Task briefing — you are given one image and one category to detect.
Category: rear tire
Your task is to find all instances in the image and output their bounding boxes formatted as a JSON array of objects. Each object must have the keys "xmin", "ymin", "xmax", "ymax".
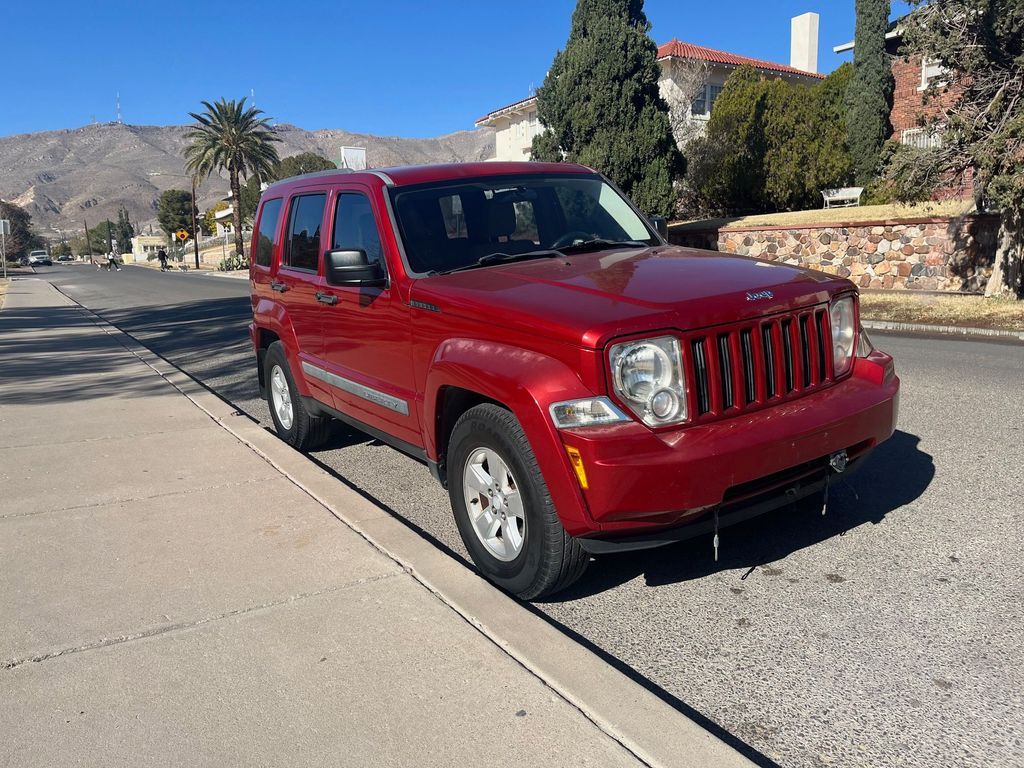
[
  {"xmin": 264, "ymin": 342, "xmax": 331, "ymax": 450},
  {"xmin": 448, "ymin": 404, "xmax": 589, "ymax": 599}
]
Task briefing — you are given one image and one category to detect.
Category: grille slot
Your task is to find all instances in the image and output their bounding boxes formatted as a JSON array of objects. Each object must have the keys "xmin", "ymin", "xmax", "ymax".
[
  {"xmin": 781, "ymin": 318, "xmax": 795, "ymax": 392},
  {"xmin": 761, "ymin": 324, "xmax": 776, "ymax": 399},
  {"xmin": 692, "ymin": 339, "xmax": 711, "ymax": 415},
  {"xmin": 799, "ymin": 315, "xmax": 812, "ymax": 388},
  {"xmin": 740, "ymin": 329, "xmax": 756, "ymax": 404},
  {"xmin": 815, "ymin": 310, "xmax": 828, "ymax": 381},
  {"xmin": 717, "ymin": 334, "xmax": 734, "ymax": 410}
]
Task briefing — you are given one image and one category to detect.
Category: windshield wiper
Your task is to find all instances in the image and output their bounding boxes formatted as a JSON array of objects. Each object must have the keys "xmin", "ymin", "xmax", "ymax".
[
  {"xmin": 437, "ymin": 249, "xmax": 564, "ymax": 275},
  {"xmin": 558, "ymin": 238, "xmax": 649, "ymax": 254}
]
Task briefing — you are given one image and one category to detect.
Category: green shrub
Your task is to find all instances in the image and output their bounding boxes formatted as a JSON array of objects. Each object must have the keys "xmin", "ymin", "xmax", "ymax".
[
  {"xmin": 687, "ymin": 64, "xmax": 855, "ymax": 215},
  {"xmin": 217, "ymin": 254, "xmax": 249, "ymax": 271}
]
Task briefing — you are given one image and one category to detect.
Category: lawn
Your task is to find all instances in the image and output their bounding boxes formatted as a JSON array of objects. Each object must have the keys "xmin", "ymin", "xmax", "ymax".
[
  {"xmin": 672, "ymin": 200, "xmax": 976, "ymax": 232},
  {"xmin": 859, "ymin": 291, "xmax": 1024, "ymax": 332}
]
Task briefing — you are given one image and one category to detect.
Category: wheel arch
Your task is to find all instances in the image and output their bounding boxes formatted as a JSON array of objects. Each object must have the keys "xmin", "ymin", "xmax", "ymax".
[
  {"xmin": 255, "ymin": 327, "xmax": 282, "ymax": 395},
  {"xmin": 423, "ymin": 339, "xmax": 598, "ymax": 535},
  {"xmin": 252, "ymin": 299, "xmax": 308, "ymax": 397}
]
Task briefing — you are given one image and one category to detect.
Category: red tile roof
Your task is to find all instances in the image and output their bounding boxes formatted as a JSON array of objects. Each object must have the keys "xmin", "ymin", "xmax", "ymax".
[
  {"xmin": 657, "ymin": 39, "xmax": 824, "ymax": 79},
  {"xmin": 476, "ymin": 39, "xmax": 824, "ymax": 125}
]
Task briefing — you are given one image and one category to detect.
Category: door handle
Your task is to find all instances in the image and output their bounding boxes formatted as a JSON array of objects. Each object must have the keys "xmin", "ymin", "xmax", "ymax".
[
  {"xmin": 271, "ymin": 281, "xmax": 289, "ymax": 293},
  {"xmin": 315, "ymin": 291, "xmax": 339, "ymax": 306}
]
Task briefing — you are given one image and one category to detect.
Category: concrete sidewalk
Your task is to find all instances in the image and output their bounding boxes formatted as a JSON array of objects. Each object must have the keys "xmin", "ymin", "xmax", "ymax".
[{"xmin": 0, "ymin": 279, "xmax": 752, "ymax": 768}]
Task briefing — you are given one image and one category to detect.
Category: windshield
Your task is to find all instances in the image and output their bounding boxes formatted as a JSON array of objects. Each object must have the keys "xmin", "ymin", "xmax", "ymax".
[{"xmin": 389, "ymin": 174, "xmax": 658, "ymax": 275}]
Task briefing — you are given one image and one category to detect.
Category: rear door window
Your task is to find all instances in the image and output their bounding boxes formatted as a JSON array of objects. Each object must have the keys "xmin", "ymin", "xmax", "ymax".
[
  {"xmin": 284, "ymin": 193, "xmax": 326, "ymax": 272},
  {"xmin": 254, "ymin": 198, "xmax": 282, "ymax": 267}
]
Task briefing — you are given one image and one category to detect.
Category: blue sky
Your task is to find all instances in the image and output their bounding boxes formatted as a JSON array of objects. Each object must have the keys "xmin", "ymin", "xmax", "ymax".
[{"xmin": 2, "ymin": 0, "xmax": 911, "ymax": 139}]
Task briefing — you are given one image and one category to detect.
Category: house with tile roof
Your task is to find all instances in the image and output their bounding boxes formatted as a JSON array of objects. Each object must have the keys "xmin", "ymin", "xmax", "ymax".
[{"xmin": 476, "ymin": 12, "xmax": 825, "ymax": 161}]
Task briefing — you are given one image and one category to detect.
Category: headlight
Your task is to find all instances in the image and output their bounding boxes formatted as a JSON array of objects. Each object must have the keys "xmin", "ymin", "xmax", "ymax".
[
  {"xmin": 609, "ymin": 336, "xmax": 687, "ymax": 426},
  {"xmin": 830, "ymin": 295, "xmax": 856, "ymax": 376}
]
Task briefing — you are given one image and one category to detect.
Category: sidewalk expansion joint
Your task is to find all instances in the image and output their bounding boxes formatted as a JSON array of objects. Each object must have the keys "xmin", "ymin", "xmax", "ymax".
[
  {"xmin": 0, "ymin": 477, "xmax": 279, "ymax": 521},
  {"xmin": 0, "ymin": 424, "xmax": 218, "ymax": 452},
  {"xmin": 2, "ymin": 571, "xmax": 401, "ymax": 672}
]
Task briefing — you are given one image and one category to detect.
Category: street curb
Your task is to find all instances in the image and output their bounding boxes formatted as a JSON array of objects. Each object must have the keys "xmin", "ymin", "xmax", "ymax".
[
  {"xmin": 201, "ymin": 270, "xmax": 249, "ymax": 280},
  {"xmin": 862, "ymin": 318, "xmax": 1024, "ymax": 343},
  {"xmin": 44, "ymin": 280, "xmax": 757, "ymax": 768}
]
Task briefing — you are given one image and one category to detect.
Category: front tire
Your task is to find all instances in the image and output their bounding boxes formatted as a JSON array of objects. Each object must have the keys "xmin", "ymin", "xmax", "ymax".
[
  {"xmin": 264, "ymin": 342, "xmax": 330, "ymax": 450},
  {"xmin": 448, "ymin": 404, "xmax": 589, "ymax": 599}
]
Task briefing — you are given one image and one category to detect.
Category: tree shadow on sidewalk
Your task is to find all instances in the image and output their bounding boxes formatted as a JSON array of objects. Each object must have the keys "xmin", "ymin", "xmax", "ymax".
[{"xmin": 0, "ymin": 305, "xmax": 174, "ymax": 404}]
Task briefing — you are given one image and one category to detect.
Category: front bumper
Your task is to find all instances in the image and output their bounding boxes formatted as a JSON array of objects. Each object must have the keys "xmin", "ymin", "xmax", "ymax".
[{"xmin": 559, "ymin": 351, "xmax": 899, "ymax": 541}]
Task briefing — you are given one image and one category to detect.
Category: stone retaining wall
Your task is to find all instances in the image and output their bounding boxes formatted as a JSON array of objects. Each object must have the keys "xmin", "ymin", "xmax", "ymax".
[{"xmin": 669, "ymin": 214, "xmax": 1000, "ymax": 293}]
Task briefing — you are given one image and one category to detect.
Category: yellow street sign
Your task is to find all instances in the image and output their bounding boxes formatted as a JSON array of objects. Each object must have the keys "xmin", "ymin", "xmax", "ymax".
[{"xmin": 176, "ymin": 229, "xmax": 189, "ymax": 241}]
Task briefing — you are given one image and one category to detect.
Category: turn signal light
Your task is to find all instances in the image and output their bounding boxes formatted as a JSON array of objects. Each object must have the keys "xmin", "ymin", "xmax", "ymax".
[{"xmin": 565, "ymin": 445, "xmax": 589, "ymax": 490}]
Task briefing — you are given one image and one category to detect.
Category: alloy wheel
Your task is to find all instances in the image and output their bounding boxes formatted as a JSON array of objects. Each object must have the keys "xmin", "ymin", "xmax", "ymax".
[{"xmin": 462, "ymin": 447, "xmax": 526, "ymax": 562}]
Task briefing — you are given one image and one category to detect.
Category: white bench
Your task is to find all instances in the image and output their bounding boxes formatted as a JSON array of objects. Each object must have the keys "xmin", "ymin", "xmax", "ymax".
[{"xmin": 822, "ymin": 187, "xmax": 864, "ymax": 208}]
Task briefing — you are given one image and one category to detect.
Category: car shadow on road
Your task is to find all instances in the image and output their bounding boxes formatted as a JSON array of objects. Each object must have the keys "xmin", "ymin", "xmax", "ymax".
[{"xmin": 542, "ymin": 430, "xmax": 935, "ymax": 601}]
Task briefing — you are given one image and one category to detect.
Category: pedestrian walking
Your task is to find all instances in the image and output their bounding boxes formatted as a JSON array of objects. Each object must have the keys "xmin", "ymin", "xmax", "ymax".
[
  {"xmin": 157, "ymin": 248, "xmax": 169, "ymax": 272},
  {"xmin": 106, "ymin": 252, "xmax": 121, "ymax": 272}
]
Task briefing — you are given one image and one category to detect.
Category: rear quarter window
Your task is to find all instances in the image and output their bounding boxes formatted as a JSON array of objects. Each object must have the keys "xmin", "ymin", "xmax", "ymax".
[{"xmin": 254, "ymin": 198, "xmax": 283, "ymax": 267}]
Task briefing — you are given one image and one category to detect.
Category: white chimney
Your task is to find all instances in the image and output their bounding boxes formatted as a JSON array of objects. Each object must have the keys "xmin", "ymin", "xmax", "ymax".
[{"xmin": 790, "ymin": 12, "xmax": 819, "ymax": 74}]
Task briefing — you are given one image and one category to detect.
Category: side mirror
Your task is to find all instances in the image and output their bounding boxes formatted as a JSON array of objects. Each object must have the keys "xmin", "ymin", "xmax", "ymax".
[
  {"xmin": 649, "ymin": 215, "xmax": 668, "ymax": 239},
  {"xmin": 325, "ymin": 249, "xmax": 386, "ymax": 287}
]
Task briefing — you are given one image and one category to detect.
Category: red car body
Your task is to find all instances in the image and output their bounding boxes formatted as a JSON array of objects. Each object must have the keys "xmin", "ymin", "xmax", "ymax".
[{"xmin": 250, "ymin": 162, "xmax": 899, "ymax": 551}]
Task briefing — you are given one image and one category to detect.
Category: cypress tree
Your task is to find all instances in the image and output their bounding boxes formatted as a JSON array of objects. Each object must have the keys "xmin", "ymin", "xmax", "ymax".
[
  {"xmin": 531, "ymin": 0, "xmax": 684, "ymax": 217},
  {"xmin": 846, "ymin": 0, "xmax": 894, "ymax": 185}
]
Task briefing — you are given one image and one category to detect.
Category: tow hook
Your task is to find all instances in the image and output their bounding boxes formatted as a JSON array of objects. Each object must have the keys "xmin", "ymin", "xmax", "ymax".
[
  {"xmin": 829, "ymin": 449, "xmax": 849, "ymax": 474},
  {"xmin": 822, "ymin": 449, "xmax": 850, "ymax": 517}
]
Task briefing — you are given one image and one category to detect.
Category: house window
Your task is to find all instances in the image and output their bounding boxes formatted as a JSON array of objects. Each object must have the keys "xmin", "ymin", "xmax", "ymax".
[
  {"xmin": 691, "ymin": 85, "xmax": 724, "ymax": 118},
  {"xmin": 901, "ymin": 127, "xmax": 943, "ymax": 149},
  {"xmin": 691, "ymin": 88, "xmax": 707, "ymax": 117},
  {"xmin": 707, "ymin": 85, "xmax": 723, "ymax": 113},
  {"xmin": 919, "ymin": 57, "xmax": 944, "ymax": 91}
]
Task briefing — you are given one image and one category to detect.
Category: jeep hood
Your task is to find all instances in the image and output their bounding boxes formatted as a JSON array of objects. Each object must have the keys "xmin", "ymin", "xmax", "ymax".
[{"xmin": 411, "ymin": 245, "xmax": 852, "ymax": 348}]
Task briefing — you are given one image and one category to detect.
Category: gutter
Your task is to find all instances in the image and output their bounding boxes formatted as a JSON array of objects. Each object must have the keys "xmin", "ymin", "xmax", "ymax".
[{"xmin": 863, "ymin": 319, "xmax": 1024, "ymax": 343}]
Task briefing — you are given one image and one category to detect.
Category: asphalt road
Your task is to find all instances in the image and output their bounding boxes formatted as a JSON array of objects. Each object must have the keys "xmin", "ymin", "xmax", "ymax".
[{"xmin": 34, "ymin": 263, "xmax": 1024, "ymax": 768}]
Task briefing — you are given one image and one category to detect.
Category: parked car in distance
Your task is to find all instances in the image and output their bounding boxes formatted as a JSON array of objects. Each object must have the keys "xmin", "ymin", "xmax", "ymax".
[
  {"xmin": 57, "ymin": 254, "xmax": 74, "ymax": 262},
  {"xmin": 28, "ymin": 250, "xmax": 52, "ymax": 266},
  {"xmin": 249, "ymin": 162, "xmax": 900, "ymax": 598}
]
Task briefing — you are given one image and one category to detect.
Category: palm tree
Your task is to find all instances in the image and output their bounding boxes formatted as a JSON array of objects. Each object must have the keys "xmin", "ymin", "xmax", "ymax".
[{"xmin": 184, "ymin": 98, "xmax": 280, "ymax": 258}]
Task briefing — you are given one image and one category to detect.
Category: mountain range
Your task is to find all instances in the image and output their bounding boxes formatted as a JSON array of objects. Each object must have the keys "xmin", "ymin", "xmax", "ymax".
[{"xmin": 0, "ymin": 122, "xmax": 496, "ymax": 238}]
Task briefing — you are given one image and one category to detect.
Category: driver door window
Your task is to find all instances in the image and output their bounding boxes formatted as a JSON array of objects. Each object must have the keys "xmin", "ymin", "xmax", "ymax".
[{"xmin": 332, "ymin": 192, "xmax": 384, "ymax": 268}]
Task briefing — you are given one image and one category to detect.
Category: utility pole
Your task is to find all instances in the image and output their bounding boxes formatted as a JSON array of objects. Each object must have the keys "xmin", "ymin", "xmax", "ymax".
[
  {"xmin": 1, "ymin": 219, "xmax": 9, "ymax": 280},
  {"xmin": 191, "ymin": 176, "xmax": 201, "ymax": 269},
  {"xmin": 84, "ymin": 219, "xmax": 92, "ymax": 257},
  {"xmin": 105, "ymin": 220, "xmax": 113, "ymax": 254}
]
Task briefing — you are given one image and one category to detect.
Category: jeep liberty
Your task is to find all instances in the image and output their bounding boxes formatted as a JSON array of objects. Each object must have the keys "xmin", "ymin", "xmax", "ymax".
[{"xmin": 249, "ymin": 162, "xmax": 900, "ymax": 598}]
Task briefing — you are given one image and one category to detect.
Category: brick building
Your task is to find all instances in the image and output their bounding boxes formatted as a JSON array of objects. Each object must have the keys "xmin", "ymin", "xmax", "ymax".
[{"xmin": 835, "ymin": 16, "xmax": 969, "ymax": 198}]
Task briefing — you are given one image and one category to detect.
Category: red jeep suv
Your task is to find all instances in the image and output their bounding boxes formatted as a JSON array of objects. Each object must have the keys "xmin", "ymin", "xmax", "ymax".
[{"xmin": 249, "ymin": 162, "xmax": 899, "ymax": 598}]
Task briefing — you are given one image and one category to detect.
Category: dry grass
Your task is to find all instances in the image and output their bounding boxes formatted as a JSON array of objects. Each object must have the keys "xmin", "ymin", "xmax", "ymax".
[
  {"xmin": 859, "ymin": 291, "xmax": 1024, "ymax": 331},
  {"xmin": 673, "ymin": 200, "xmax": 976, "ymax": 232},
  {"xmin": 0, "ymin": 278, "xmax": 9, "ymax": 310}
]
